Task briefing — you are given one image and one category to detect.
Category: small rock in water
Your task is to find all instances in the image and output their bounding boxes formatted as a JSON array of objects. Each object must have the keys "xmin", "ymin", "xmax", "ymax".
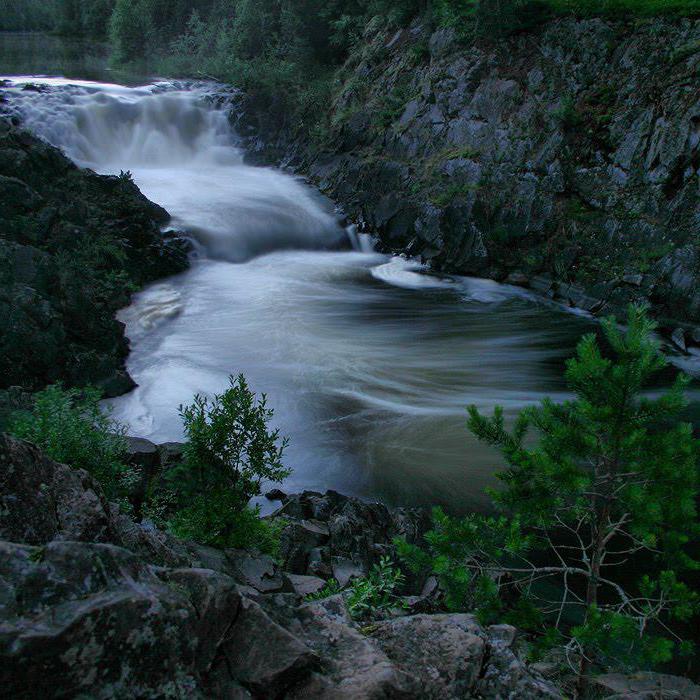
[
  {"xmin": 671, "ymin": 327, "xmax": 687, "ymax": 353},
  {"xmin": 505, "ymin": 271, "xmax": 530, "ymax": 287}
]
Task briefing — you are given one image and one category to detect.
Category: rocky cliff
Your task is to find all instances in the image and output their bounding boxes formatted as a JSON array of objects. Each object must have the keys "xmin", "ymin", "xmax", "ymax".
[
  {"xmin": 240, "ymin": 17, "xmax": 700, "ymax": 339},
  {"xmin": 0, "ymin": 114, "xmax": 189, "ymax": 414}
]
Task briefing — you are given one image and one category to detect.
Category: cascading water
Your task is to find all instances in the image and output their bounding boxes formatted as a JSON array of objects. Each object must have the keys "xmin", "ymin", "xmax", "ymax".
[
  {"xmin": 3, "ymin": 78, "xmax": 348, "ymax": 262},
  {"xmin": 3, "ymin": 75, "xmax": 606, "ymax": 510}
]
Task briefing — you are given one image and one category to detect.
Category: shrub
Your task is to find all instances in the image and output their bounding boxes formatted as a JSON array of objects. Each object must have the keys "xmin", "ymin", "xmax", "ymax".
[
  {"xmin": 9, "ymin": 384, "xmax": 133, "ymax": 501},
  {"xmin": 166, "ymin": 374, "xmax": 291, "ymax": 550},
  {"xmin": 305, "ymin": 578, "xmax": 343, "ymax": 601},
  {"xmin": 347, "ymin": 556, "xmax": 407, "ymax": 620}
]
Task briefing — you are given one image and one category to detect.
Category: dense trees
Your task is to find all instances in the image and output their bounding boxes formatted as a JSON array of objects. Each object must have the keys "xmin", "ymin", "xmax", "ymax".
[{"xmin": 0, "ymin": 0, "xmax": 59, "ymax": 32}]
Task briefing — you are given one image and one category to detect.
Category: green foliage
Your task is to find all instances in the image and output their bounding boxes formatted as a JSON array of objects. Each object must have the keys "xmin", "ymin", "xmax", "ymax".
[
  {"xmin": 9, "ymin": 384, "xmax": 133, "ymax": 501},
  {"xmin": 169, "ymin": 499, "xmax": 285, "ymax": 554},
  {"xmin": 165, "ymin": 374, "xmax": 291, "ymax": 550},
  {"xmin": 552, "ymin": 95, "xmax": 584, "ymax": 130},
  {"xmin": 346, "ymin": 556, "xmax": 407, "ymax": 620},
  {"xmin": 399, "ymin": 306, "xmax": 699, "ymax": 675},
  {"xmin": 0, "ymin": 0, "xmax": 59, "ymax": 31},
  {"xmin": 56, "ymin": 0, "xmax": 117, "ymax": 39},
  {"xmin": 305, "ymin": 578, "xmax": 343, "ymax": 601}
]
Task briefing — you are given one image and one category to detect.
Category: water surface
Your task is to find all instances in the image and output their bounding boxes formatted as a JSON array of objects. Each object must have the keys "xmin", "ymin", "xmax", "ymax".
[{"xmin": 6, "ymin": 75, "xmax": 688, "ymax": 512}]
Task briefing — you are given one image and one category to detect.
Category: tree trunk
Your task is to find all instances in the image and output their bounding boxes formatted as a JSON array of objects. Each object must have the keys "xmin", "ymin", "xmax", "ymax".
[{"xmin": 576, "ymin": 501, "xmax": 610, "ymax": 698}]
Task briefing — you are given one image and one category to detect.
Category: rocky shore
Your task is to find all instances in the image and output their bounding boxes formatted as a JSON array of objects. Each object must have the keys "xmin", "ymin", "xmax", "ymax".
[
  {"xmin": 237, "ymin": 17, "xmax": 700, "ymax": 344},
  {"xmin": 3, "ymin": 433, "xmax": 699, "ymax": 698},
  {"xmin": 0, "ymin": 115, "xmax": 189, "ymax": 423}
]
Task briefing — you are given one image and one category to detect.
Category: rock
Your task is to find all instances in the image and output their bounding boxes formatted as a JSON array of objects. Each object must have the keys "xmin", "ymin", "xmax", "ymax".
[
  {"xmin": 223, "ymin": 596, "xmax": 320, "ymax": 697},
  {"xmin": 279, "ymin": 520, "xmax": 331, "ymax": 574},
  {"xmin": 0, "ymin": 435, "xmax": 570, "ymax": 698},
  {"xmin": 286, "ymin": 574, "xmax": 327, "ymax": 597},
  {"xmin": 162, "ymin": 568, "xmax": 243, "ymax": 673},
  {"xmin": 158, "ymin": 441, "xmax": 185, "ymax": 468},
  {"xmin": 371, "ymin": 614, "xmax": 487, "ymax": 697},
  {"xmin": 589, "ymin": 671, "xmax": 700, "ymax": 699},
  {"xmin": 125, "ymin": 436, "xmax": 161, "ymax": 518},
  {"xmin": 125, "ymin": 436, "xmax": 160, "ymax": 467},
  {"xmin": 290, "ymin": 595, "xmax": 414, "ymax": 698},
  {"xmin": 0, "ymin": 540, "xmax": 200, "ymax": 698},
  {"xmin": 622, "ymin": 273, "xmax": 643, "ymax": 287},
  {"xmin": 266, "ymin": 488, "xmax": 288, "ymax": 502},
  {"xmin": 331, "ymin": 557, "xmax": 365, "ymax": 587},
  {"xmin": 0, "ymin": 434, "xmax": 116, "ymax": 546},
  {"xmin": 226, "ymin": 550, "xmax": 292, "ymax": 594},
  {"xmin": 370, "ymin": 614, "xmax": 561, "ymax": 699},
  {"xmin": 0, "ymin": 122, "xmax": 188, "ymax": 393},
  {"xmin": 506, "ymin": 271, "xmax": 530, "ymax": 286},
  {"xmin": 670, "ymin": 327, "xmax": 687, "ymax": 352}
]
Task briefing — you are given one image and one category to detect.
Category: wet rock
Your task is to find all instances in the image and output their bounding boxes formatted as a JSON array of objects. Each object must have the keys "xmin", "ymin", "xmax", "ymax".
[{"xmin": 671, "ymin": 327, "xmax": 687, "ymax": 352}]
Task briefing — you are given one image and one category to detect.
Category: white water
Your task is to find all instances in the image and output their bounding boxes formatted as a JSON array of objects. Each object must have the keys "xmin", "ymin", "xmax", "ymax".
[{"xmin": 3, "ymin": 77, "xmax": 630, "ymax": 509}]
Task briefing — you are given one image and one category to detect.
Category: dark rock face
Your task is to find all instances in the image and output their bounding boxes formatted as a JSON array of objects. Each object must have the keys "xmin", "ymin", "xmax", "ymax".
[
  {"xmin": 240, "ymin": 18, "xmax": 700, "ymax": 326},
  {"xmin": 0, "ymin": 119, "xmax": 190, "ymax": 401},
  {"xmin": 273, "ymin": 489, "xmax": 431, "ymax": 579},
  {"xmin": 0, "ymin": 433, "xmax": 568, "ymax": 698}
]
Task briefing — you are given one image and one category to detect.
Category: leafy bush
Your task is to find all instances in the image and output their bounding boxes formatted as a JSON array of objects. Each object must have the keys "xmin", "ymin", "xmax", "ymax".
[
  {"xmin": 398, "ymin": 306, "xmax": 699, "ymax": 678},
  {"xmin": 165, "ymin": 374, "xmax": 291, "ymax": 550},
  {"xmin": 305, "ymin": 578, "xmax": 343, "ymax": 601},
  {"xmin": 9, "ymin": 384, "xmax": 133, "ymax": 501},
  {"xmin": 347, "ymin": 556, "xmax": 407, "ymax": 620}
]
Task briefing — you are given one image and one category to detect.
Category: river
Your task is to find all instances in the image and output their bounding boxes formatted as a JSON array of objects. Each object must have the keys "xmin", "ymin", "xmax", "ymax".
[{"xmin": 2, "ymin": 70, "xmax": 694, "ymax": 512}]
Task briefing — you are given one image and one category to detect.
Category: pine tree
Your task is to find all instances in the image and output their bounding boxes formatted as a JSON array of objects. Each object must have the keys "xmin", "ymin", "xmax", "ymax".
[{"xmin": 398, "ymin": 306, "xmax": 699, "ymax": 687}]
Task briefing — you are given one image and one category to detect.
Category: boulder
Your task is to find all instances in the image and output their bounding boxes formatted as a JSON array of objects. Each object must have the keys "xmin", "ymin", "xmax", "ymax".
[
  {"xmin": 0, "ymin": 540, "xmax": 200, "ymax": 699},
  {"xmin": 222, "ymin": 596, "xmax": 320, "ymax": 697},
  {"xmin": 286, "ymin": 574, "xmax": 327, "ymax": 597},
  {"xmin": 589, "ymin": 672, "xmax": 700, "ymax": 699},
  {"xmin": 0, "ymin": 434, "xmax": 116, "ymax": 546},
  {"xmin": 225, "ymin": 550, "xmax": 292, "ymax": 594}
]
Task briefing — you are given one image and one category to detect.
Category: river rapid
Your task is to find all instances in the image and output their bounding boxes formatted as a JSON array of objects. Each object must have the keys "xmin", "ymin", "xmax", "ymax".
[{"xmin": 6, "ymin": 75, "xmax": 677, "ymax": 511}]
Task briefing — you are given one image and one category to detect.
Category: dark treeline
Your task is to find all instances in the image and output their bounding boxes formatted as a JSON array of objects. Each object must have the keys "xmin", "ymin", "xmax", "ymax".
[
  {"xmin": 0, "ymin": 0, "xmax": 115, "ymax": 39},
  {"xmin": 0, "ymin": 0, "xmax": 60, "ymax": 32}
]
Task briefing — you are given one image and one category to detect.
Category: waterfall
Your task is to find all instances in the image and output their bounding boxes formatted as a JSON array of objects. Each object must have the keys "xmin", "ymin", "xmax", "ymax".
[{"xmin": 2, "ymin": 77, "xmax": 347, "ymax": 262}]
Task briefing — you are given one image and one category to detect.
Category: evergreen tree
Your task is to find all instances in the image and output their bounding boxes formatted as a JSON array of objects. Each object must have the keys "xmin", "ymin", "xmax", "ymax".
[{"xmin": 399, "ymin": 306, "xmax": 699, "ymax": 685}]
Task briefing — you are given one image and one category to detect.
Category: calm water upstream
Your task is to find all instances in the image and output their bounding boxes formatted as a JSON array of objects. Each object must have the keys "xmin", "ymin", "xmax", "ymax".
[{"xmin": 3, "ymin": 65, "xmax": 695, "ymax": 511}]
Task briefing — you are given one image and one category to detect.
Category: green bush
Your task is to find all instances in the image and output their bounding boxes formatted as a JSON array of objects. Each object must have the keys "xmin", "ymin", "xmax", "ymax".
[
  {"xmin": 9, "ymin": 384, "xmax": 133, "ymax": 501},
  {"xmin": 346, "ymin": 556, "xmax": 407, "ymax": 620},
  {"xmin": 305, "ymin": 578, "xmax": 343, "ymax": 601},
  {"xmin": 165, "ymin": 374, "xmax": 291, "ymax": 550}
]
